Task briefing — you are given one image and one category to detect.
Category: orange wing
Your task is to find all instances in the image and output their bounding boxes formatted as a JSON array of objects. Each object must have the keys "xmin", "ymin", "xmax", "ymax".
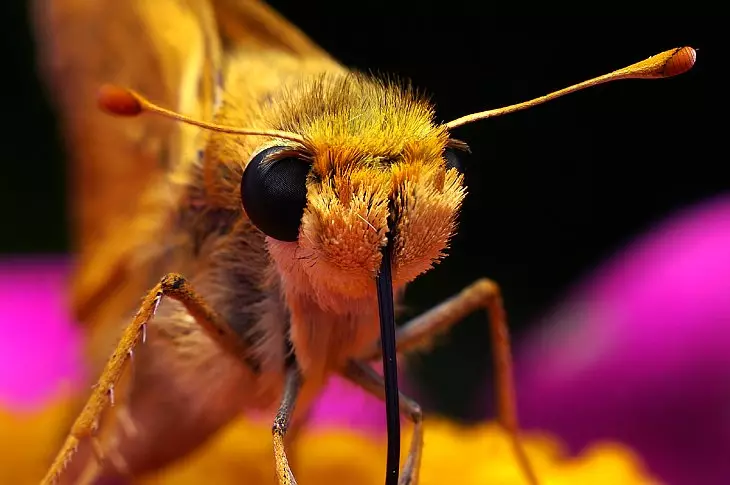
[
  {"xmin": 212, "ymin": 0, "xmax": 330, "ymax": 58},
  {"xmin": 32, "ymin": 0, "xmax": 220, "ymax": 331},
  {"xmin": 32, "ymin": 2, "xmax": 334, "ymax": 480},
  {"xmin": 31, "ymin": 0, "xmax": 331, "ymax": 332}
]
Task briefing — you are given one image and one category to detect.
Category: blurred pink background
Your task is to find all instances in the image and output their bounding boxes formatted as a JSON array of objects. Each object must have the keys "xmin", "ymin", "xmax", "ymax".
[
  {"xmin": 0, "ymin": 257, "xmax": 82, "ymax": 412},
  {"xmin": 515, "ymin": 194, "xmax": 730, "ymax": 485}
]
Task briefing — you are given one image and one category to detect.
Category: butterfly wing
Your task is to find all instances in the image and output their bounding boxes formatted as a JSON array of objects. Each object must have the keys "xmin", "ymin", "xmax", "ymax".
[
  {"xmin": 212, "ymin": 0, "xmax": 330, "ymax": 57},
  {"xmin": 32, "ymin": 0, "xmax": 224, "ymax": 332},
  {"xmin": 32, "ymin": 2, "xmax": 335, "ymax": 481},
  {"xmin": 32, "ymin": 0, "xmax": 333, "ymax": 332}
]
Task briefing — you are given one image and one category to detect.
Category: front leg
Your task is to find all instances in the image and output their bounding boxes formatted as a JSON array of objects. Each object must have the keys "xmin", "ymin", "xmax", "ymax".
[
  {"xmin": 40, "ymin": 273, "xmax": 252, "ymax": 485},
  {"xmin": 272, "ymin": 365, "xmax": 303, "ymax": 485},
  {"xmin": 362, "ymin": 278, "xmax": 539, "ymax": 485}
]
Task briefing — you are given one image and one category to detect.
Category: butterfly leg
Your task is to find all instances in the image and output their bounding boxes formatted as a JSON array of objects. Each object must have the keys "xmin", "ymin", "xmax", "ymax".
[
  {"xmin": 40, "ymin": 273, "xmax": 251, "ymax": 485},
  {"xmin": 342, "ymin": 360, "xmax": 423, "ymax": 485},
  {"xmin": 362, "ymin": 278, "xmax": 539, "ymax": 485},
  {"xmin": 272, "ymin": 366, "xmax": 303, "ymax": 485}
]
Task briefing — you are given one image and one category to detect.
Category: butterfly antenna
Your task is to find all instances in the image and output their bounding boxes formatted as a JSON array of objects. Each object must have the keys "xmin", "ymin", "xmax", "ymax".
[
  {"xmin": 446, "ymin": 46, "xmax": 696, "ymax": 129},
  {"xmin": 97, "ymin": 84, "xmax": 306, "ymax": 144}
]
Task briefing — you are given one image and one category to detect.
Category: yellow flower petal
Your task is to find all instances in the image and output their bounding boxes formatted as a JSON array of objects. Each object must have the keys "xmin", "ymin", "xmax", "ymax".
[
  {"xmin": 1, "ymin": 399, "xmax": 662, "ymax": 485},
  {"xmin": 0, "ymin": 397, "xmax": 76, "ymax": 484}
]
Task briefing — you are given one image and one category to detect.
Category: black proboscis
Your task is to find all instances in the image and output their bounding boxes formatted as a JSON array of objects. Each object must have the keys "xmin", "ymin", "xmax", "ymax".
[{"xmin": 376, "ymin": 234, "xmax": 400, "ymax": 485}]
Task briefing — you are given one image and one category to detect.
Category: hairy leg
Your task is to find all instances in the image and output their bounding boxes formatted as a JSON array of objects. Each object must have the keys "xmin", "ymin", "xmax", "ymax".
[
  {"xmin": 362, "ymin": 278, "xmax": 539, "ymax": 485},
  {"xmin": 41, "ymin": 273, "xmax": 252, "ymax": 485},
  {"xmin": 272, "ymin": 366, "xmax": 302, "ymax": 485}
]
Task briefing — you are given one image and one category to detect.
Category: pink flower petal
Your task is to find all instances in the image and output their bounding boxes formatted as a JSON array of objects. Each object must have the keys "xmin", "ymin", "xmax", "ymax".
[
  {"xmin": 0, "ymin": 257, "xmax": 83, "ymax": 411},
  {"xmin": 515, "ymin": 195, "xmax": 730, "ymax": 485}
]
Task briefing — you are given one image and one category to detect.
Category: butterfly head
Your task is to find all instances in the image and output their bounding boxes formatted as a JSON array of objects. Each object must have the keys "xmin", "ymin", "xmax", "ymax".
[
  {"xmin": 97, "ymin": 45, "xmax": 696, "ymax": 311},
  {"xmin": 240, "ymin": 75, "xmax": 467, "ymax": 307}
]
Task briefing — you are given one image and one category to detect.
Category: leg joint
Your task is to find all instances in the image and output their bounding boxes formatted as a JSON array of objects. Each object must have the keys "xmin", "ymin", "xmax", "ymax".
[
  {"xmin": 473, "ymin": 278, "xmax": 501, "ymax": 301},
  {"xmin": 160, "ymin": 273, "xmax": 187, "ymax": 292},
  {"xmin": 408, "ymin": 401, "xmax": 423, "ymax": 424},
  {"xmin": 272, "ymin": 416, "xmax": 288, "ymax": 437}
]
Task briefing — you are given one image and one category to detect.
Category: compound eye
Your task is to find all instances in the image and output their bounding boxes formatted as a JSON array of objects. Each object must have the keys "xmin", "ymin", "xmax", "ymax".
[{"xmin": 240, "ymin": 146, "xmax": 310, "ymax": 242}]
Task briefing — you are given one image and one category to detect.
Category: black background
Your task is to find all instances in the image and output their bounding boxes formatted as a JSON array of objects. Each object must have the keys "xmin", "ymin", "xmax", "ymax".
[{"xmin": 0, "ymin": 4, "xmax": 719, "ymax": 421}]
